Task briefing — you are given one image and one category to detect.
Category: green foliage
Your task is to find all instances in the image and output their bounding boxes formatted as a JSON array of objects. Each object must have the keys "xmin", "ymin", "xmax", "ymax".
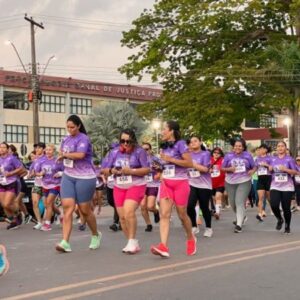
[
  {"xmin": 121, "ymin": 0, "xmax": 300, "ymax": 140},
  {"xmin": 85, "ymin": 102, "xmax": 147, "ymax": 156}
]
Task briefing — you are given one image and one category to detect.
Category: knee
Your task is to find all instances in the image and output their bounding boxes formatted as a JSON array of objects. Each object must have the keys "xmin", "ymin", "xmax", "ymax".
[
  {"xmin": 124, "ymin": 209, "xmax": 135, "ymax": 220},
  {"xmin": 147, "ymin": 204, "xmax": 155, "ymax": 212},
  {"xmin": 160, "ymin": 210, "xmax": 171, "ymax": 220},
  {"xmin": 140, "ymin": 203, "xmax": 147, "ymax": 211}
]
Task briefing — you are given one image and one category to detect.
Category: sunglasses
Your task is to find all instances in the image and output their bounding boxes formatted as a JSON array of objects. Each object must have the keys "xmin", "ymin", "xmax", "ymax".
[
  {"xmin": 120, "ymin": 139, "xmax": 132, "ymax": 145},
  {"xmin": 143, "ymin": 148, "xmax": 150, "ymax": 151},
  {"xmin": 297, "ymin": 159, "xmax": 300, "ymax": 162}
]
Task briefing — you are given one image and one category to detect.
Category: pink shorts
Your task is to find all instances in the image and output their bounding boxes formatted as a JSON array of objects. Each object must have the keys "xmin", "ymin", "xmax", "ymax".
[
  {"xmin": 113, "ymin": 185, "xmax": 146, "ymax": 208},
  {"xmin": 159, "ymin": 179, "xmax": 190, "ymax": 206}
]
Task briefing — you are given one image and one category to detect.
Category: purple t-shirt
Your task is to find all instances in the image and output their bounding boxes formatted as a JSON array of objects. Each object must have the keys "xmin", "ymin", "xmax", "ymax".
[
  {"xmin": 60, "ymin": 132, "xmax": 95, "ymax": 179},
  {"xmin": 222, "ymin": 151, "xmax": 255, "ymax": 184},
  {"xmin": 295, "ymin": 165, "xmax": 300, "ymax": 185},
  {"xmin": 145, "ymin": 154, "xmax": 161, "ymax": 188},
  {"xmin": 270, "ymin": 155, "xmax": 297, "ymax": 192},
  {"xmin": 30, "ymin": 155, "xmax": 46, "ymax": 187},
  {"xmin": 0, "ymin": 154, "xmax": 22, "ymax": 185},
  {"xmin": 160, "ymin": 140, "xmax": 189, "ymax": 180},
  {"xmin": 101, "ymin": 148, "xmax": 119, "ymax": 189},
  {"xmin": 94, "ymin": 165, "xmax": 104, "ymax": 188},
  {"xmin": 105, "ymin": 146, "xmax": 149, "ymax": 188},
  {"xmin": 188, "ymin": 150, "xmax": 212, "ymax": 189},
  {"xmin": 35, "ymin": 157, "xmax": 64, "ymax": 189},
  {"xmin": 255, "ymin": 155, "xmax": 272, "ymax": 176}
]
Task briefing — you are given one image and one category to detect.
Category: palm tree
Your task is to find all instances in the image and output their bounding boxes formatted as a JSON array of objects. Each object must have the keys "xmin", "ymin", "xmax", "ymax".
[{"xmin": 85, "ymin": 101, "xmax": 147, "ymax": 157}]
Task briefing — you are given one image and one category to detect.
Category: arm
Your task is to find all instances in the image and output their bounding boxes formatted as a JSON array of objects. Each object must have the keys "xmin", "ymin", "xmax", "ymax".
[{"xmin": 160, "ymin": 151, "xmax": 193, "ymax": 168}]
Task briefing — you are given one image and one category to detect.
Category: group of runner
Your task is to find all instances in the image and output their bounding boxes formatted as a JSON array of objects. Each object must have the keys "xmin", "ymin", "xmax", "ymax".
[{"xmin": 1, "ymin": 115, "xmax": 300, "ymax": 276}]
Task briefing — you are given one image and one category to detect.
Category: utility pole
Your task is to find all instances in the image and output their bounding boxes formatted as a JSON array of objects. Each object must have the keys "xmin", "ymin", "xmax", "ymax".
[{"xmin": 24, "ymin": 14, "xmax": 44, "ymax": 144}]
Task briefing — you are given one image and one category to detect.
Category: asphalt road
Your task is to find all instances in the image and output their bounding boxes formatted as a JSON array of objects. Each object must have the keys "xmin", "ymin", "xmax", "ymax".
[{"xmin": 1, "ymin": 205, "xmax": 300, "ymax": 300}]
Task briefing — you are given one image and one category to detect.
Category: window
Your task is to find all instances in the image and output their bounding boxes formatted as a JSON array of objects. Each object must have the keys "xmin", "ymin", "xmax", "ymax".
[
  {"xmin": 40, "ymin": 95, "xmax": 65, "ymax": 113},
  {"xmin": 70, "ymin": 97, "xmax": 92, "ymax": 115},
  {"xmin": 4, "ymin": 125, "xmax": 28, "ymax": 143},
  {"xmin": 3, "ymin": 91, "xmax": 28, "ymax": 110},
  {"xmin": 39, "ymin": 127, "xmax": 65, "ymax": 145},
  {"xmin": 260, "ymin": 115, "xmax": 277, "ymax": 128}
]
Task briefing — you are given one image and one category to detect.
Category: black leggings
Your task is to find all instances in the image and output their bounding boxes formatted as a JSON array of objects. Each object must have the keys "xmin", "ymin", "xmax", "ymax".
[
  {"xmin": 187, "ymin": 186, "xmax": 212, "ymax": 228},
  {"xmin": 295, "ymin": 185, "xmax": 300, "ymax": 206},
  {"xmin": 106, "ymin": 187, "xmax": 119, "ymax": 224},
  {"xmin": 270, "ymin": 190, "xmax": 293, "ymax": 229}
]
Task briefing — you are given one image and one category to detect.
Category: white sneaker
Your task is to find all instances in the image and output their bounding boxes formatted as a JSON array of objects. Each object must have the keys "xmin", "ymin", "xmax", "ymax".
[
  {"xmin": 125, "ymin": 239, "xmax": 141, "ymax": 254},
  {"xmin": 33, "ymin": 222, "xmax": 42, "ymax": 230},
  {"xmin": 203, "ymin": 228, "xmax": 213, "ymax": 238},
  {"xmin": 192, "ymin": 227, "xmax": 199, "ymax": 235}
]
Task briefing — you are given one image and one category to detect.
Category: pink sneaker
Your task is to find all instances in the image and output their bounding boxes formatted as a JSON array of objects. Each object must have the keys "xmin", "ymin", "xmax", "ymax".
[
  {"xmin": 151, "ymin": 243, "xmax": 170, "ymax": 258},
  {"xmin": 186, "ymin": 236, "xmax": 197, "ymax": 256},
  {"xmin": 40, "ymin": 223, "xmax": 52, "ymax": 231}
]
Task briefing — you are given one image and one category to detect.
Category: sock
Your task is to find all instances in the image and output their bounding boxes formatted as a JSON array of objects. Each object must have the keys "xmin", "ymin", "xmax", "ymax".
[
  {"xmin": 45, "ymin": 220, "xmax": 51, "ymax": 225},
  {"xmin": 216, "ymin": 204, "xmax": 221, "ymax": 214}
]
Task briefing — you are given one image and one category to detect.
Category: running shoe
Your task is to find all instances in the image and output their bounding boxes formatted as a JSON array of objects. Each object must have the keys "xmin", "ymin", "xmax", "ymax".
[
  {"xmin": 234, "ymin": 225, "xmax": 242, "ymax": 233},
  {"xmin": 33, "ymin": 223, "xmax": 43, "ymax": 230},
  {"xmin": 56, "ymin": 240, "xmax": 72, "ymax": 253},
  {"xmin": 145, "ymin": 224, "xmax": 153, "ymax": 232},
  {"xmin": 186, "ymin": 236, "xmax": 197, "ymax": 256},
  {"xmin": 89, "ymin": 232, "xmax": 102, "ymax": 250},
  {"xmin": 262, "ymin": 211, "xmax": 267, "ymax": 217},
  {"xmin": 284, "ymin": 226, "xmax": 291, "ymax": 235},
  {"xmin": 203, "ymin": 228, "xmax": 213, "ymax": 238},
  {"xmin": 154, "ymin": 211, "xmax": 160, "ymax": 223},
  {"xmin": 24, "ymin": 214, "xmax": 32, "ymax": 224},
  {"xmin": 126, "ymin": 239, "xmax": 141, "ymax": 254},
  {"xmin": 0, "ymin": 245, "xmax": 9, "ymax": 276},
  {"xmin": 40, "ymin": 223, "xmax": 52, "ymax": 231},
  {"xmin": 109, "ymin": 223, "xmax": 118, "ymax": 232},
  {"xmin": 233, "ymin": 216, "xmax": 248, "ymax": 226},
  {"xmin": 214, "ymin": 213, "xmax": 220, "ymax": 220},
  {"xmin": 151, "ymin": 243, "xmax": 170, "ymax": 258},
  {"xmin": 256, "ymin": 214, "xmax": 264, "ymax": 222},
  {"xmin": 276, "ymin": 219, "xmax": 284, "ymax": 231},
  {"xmin": 78, "ymin": 224, "xmax": 86, "ymax": 231},
  {"xmin": 7, "ymin": 217, "xmax": 21, "ymax": 230},
  {"xmin": 291, "ymin": 206, "xmax": 297, "ymax": 213},
  {"xmin": 192, "ymin": 227, "xmax": 199, "ymax": 235}
]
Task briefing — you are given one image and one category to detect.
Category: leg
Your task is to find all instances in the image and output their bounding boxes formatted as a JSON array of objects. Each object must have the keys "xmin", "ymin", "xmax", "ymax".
[
  {"xmin": 225, "ymin": 182, "xmax": 237, "ymax": 214},
  {"xmin": 1, "ymin": 192, "xmax": 17, "ymax": 217},
  {"xmin": 123, "ymin": 200, "xmax": 139, "ymax": 239},
  {"xmin": 141, "ymin": 195, "xmax": 152, "ymax": 226},
  {"xmin": 270, "ymin": 190, "xmax": 282, "ymax": 221},
  {"xmin": 78, "ymin": 202, "xmax": 98, "ymax": 236},
  {"xmin": 159, "ymin": 198, "xmax": 173, "ymax": 246},
  {"xmin": 32, "ymin": 192, "xmax": 42, "ymax": 223},
  {"xmin": 187, "ymin": 186, "xmax": 198, "ymax": 228},
  {"xmin": 198, "ymin": 189, "xmax": 212, "ymax": 228},
  {"xmin": 61, "ymin": 198, "xmax": 76, "ymax": 242},
  {"xmin": 176, "ymin": 205, "xmax": 194, "ymax": 240},
  {"xmin": 44, "ymin": 193, "xmax": 56, "ymax": 223},
  {"xmin": 257, "ymin": 190, "xmax": 265, "ymax": 216},
  {"xmin": 235, "ymin": 181, "xmax": 252, "ymax": 227},
  {"xmin": 116, "ymin": 207, "xmax": 128, "ymax": 238},
  {"xmin": 281, "ymin": 192, "xmax": 293, "ymax": 230},
  {"xmin": 215, "ymin": 191, "xmax": 223, "ymax": 215}
]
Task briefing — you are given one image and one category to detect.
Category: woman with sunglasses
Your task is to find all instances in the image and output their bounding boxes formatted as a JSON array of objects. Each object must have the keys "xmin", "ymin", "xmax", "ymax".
[
  {"xmin": 255, "ymin": 144, "xmax": 272, "ymax": 222},
  {"xmin": 210, "ymin": 147, "xmax": 225, "ymax": 220},
  {"xmin": 140, "ymin": 142, "xmax": 160, "ymax": 232},
  {"xmin": 55, "ymin": 115, "xmax": 101, "ymax": 253},
  {"xmin": 186, "ymin": 136, "xmax": 213, "ymax": 237},
  {"xmin": 222, "ymin": 138, "xmax": 256, "ymax": 233},
  {"xmin": 151, "ymin": 121, "xmax": 196, "ymax": 258},
  {"xmin": 104, "ymin": 129, "xmax": 150, "ymax": 254},
  {"xmin": 268, "ymin": 141, "xmax": 298, "ymax": 234}
]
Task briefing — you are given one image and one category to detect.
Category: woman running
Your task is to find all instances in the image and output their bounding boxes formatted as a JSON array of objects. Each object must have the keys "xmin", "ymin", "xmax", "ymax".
[
  {"xmin": 104, "ymin": 129, "xmax": 150, "ymax": 254},
  {"xmin": 140, "ymin": 142, "xmax": 160, "ymax": 232},
  {"xmin": 29, "ymin": 143, "xmax": 46, "ymax": 229},
  {"xmin": 56, "ymin": 115, "xmax": 101, "ymax": 253},
  {"xmin": 255, "ymin": 144, "xmax": 272, "ymax": 222},
  {"xmin": 269, "ymin": 141, "xmax": 298, "ymax": 234},
  {"xmin": 222, "ymin": 138, "xmax": 256, "ymax": 233},
  {"xmin": 187, "ymin": 136, "xmax": 213, "ymax": 237},
  {"xmin": 0, "ymin": 142, "xmax": 25, "ymax": 229},
  {"xmin": 210, "ymin": 147, "xmax": 225, "ymax": 220},
  {"xmin": 151, "ymin": 121, "xmax": 196, "ymax": 258},
  {"xmin": 35, "ymin": 144, "xmax": 63, "ymax": 231}
]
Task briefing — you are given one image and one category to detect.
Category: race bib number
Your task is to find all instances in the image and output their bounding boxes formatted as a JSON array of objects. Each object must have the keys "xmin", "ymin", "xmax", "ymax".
[
  {"xmin": 107, "ymin": 175, "xmax": 114, "ymax": 182},
  {"xmin": 295, "ymin": 175, "xmax": 300, "ymax": 184},
  {"xmin": 35, "ymin": 176, "xmax": 43, "ymax": 186},
  {"xmin": 188, "ymin": 168, "xmax": 201, "ymax": 178},
  {"xmin": 275, "ymin": 173, "xmax": 288, "ymax": 183},
  {"xmin": 0, "ymin": 176, "xmax": 7, "ymax": 185},
  {"xmin": 22, "ymin": 196, "xmax": 29, "ymax": 203},
  {"xmin": 145, "ymin": 174, "xmax": 153, "ymax": 183},
  {"xmin": 235, "ymin": 164, "xmax": 246, "ymax": 173},
  {"xmin": 211, "ymin": 167, "xmax": 220, "ymax": 178},
  {"xmin": 258, "ymin": 168, "xmax": 268, "ymax": 176},
  {"xmin": 163, "ymin": 165, "xmax": 175, "ymax": 178},
  {"xmin": 63, "ymin": 159, "xmax": 74, "ymax": 168},
  {"xmin": 116, "ymin": 175, "xmax": 133, "ymax": 185}
]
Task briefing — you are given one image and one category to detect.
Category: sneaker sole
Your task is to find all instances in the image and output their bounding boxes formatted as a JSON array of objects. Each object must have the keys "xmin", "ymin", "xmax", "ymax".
[
  {"xmin": 55, "ymin": 244, "xmax": 72, "ymax": 253},
  {"xmin": 0, "ymin": 245, "xmax": 9, "ymax": 276},
  {"xmin": 150, "ymin": 247, "xmax": 170, "ymax": 258},
  {"xmin": 127, "ymin": 247, "xmax": 141, "ymax": 255}
]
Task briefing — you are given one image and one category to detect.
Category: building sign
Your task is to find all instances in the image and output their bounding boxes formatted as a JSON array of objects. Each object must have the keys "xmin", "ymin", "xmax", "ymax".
[{"xmin": 0, "ymin": 70, "xmax": 162, "ymax": 102}]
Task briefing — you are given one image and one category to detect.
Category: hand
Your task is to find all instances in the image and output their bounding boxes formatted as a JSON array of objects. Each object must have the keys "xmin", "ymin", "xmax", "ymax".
[
  {"xmin": 227, "ymin": 167, "xmax": 236, "ymax": 173},
  {"xmin": 56, "ymin": 153, "xmax": 64, "ymax": 162},
  {"xmin": 260, "ymin": 162, "xmax": 269, "ymax": 167},
  {"xmin": 278, "ymin": 165, "xmax": 287, "ymax": 172},
  {"xmin": 248, "ymin": 169, "xmax": 255, "ymax": 176},
  {"xmin": 160, "ymin": 152, "xmax": 173, "ymax": 163},
  {"xmin": 4, "ymin": 172, "xmax": 11, "ymax": 177},
  {"xmin": 121, "ymin": 166, "xmax": 132, "ymax": 175},
  {"xmin": 111, "ymin": 168, "xmax": 122, "ymax": 175}
]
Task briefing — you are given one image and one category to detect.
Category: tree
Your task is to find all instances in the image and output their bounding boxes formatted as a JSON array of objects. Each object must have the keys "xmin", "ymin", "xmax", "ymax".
[
  {"xmin": 85, "ymin": 102, "xmax": 147, "ymax": 157},
  {"xmin": 120, "ymin": 0, "xmax": 300, "ymax": 153}
]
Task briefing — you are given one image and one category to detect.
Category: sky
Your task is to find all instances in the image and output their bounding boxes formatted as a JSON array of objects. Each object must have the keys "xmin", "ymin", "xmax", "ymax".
[{"xmin": 0, "ymin": 0, "xmax": 157, "ymax": 86}]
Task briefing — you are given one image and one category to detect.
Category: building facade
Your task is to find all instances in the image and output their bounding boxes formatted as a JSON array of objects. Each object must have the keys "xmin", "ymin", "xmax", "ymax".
[{"xmin": 0, "ymin": 70, "xmax": 162, "ymax": 157}]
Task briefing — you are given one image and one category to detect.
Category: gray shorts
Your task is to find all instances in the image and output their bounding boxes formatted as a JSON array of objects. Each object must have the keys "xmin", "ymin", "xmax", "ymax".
[{"xmin": 60, "ymin": 174, "xmax": 96, "ymax": 204}]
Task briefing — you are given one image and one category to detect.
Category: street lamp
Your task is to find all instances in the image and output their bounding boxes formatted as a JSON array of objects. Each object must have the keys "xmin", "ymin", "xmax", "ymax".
[
  {"xmin": 152, "ymin": 119, "xmax": 161, "ymax": 154},
  {"xmin": 4, "ymin": 40, "xmax": 28, "ymax": 74},
  {"xmin": 283, "ymin": 117, "xmax": 292, "ymax": 149},
  {"xmin": 40, "ymin": 55, "xmax": 56, "ymax": 79}
]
